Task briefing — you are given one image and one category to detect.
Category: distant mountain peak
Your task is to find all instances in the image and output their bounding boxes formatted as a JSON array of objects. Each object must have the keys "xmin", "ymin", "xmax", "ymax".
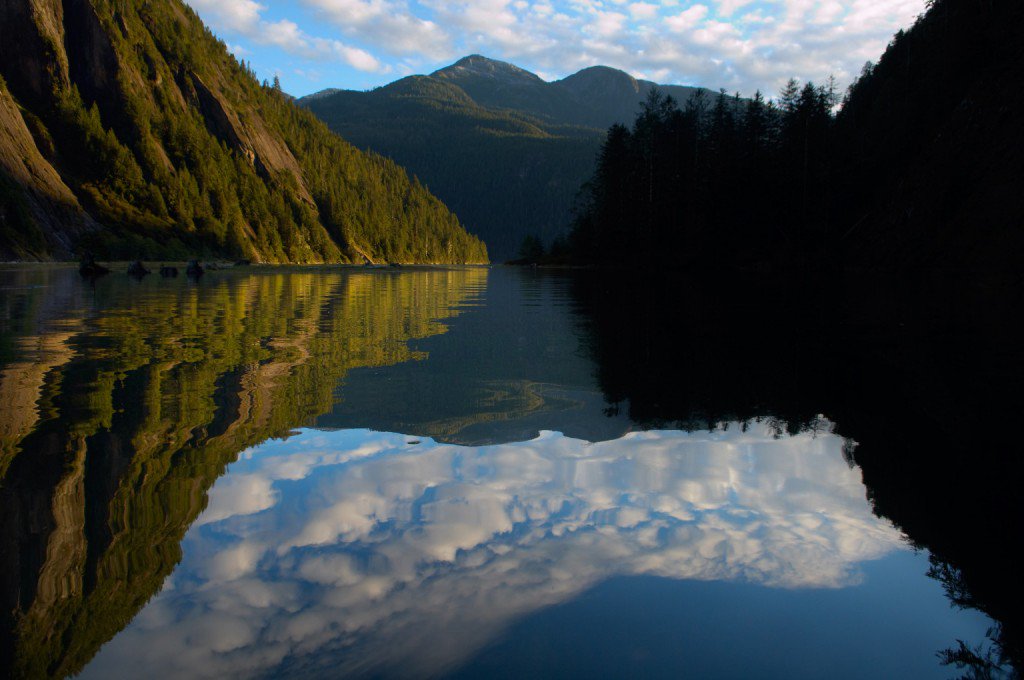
[
  {"xmin": 558, "ymin": 65, "xmax": 641, "ymax": 95},
  {"xmin": 572, "ymin": 65, "xmax": 635, "ymax": 79},
  {"xmin": 302, "ymin": 87, "xmax": 343, "ymax": 101},
  {"xmin": 434, "ymin": 55, "xmax": 544, "ymax": 85}
]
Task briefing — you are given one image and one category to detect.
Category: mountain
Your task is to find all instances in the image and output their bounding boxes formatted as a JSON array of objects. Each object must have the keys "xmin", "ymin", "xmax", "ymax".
[
  {"xmin": 301, "ymin": 56, "xmax": 721, "ymax": 261},
  {"xmin": 431, "ymin": 55, "xmax": 709, "ymax": 130},
  {"xmin": 833, "ymin": 0, "xmax": 1024, "ymax": 271},
  {"xmin": 569, "ymin": 0, "xmax": 1024, "ymax": 274},
  {"xmin": 0, "ymin": 0, "xmax": 486, "ymax": 264},
  {"xmin": 556, "ymin": 66, "xmax": 705, "ymax": 129}
]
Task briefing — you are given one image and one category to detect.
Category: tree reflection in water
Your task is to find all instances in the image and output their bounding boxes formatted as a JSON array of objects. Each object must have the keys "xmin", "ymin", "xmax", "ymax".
[
  {"xmin": 571, "ymin": 269, "xmax": 1024, "ymax": 676},
  {"xmin": 0, "ymin": 265, "xmax": 1019, "ymax": 678},
  {"xmin": 0, "ymin": 266, "xmax": 486, "ymax": 678}
]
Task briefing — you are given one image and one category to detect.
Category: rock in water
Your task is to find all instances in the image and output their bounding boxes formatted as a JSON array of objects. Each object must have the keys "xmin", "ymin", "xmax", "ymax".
[
  {"xmin": 79, "ymin": 254, "xmax": 109, "ymax": 278},
  {"xmin": 127, "ymin": 260, "xmax": 150, "ymax": 278}
]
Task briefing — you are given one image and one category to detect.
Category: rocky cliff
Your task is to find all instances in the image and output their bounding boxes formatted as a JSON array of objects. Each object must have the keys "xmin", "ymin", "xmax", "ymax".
[{"xmin": 0, "ymin": 0, "xmax": 487, "ymax": 263}]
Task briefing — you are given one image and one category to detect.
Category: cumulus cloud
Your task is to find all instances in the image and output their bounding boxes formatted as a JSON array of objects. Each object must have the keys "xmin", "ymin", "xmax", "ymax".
[
  {"xmin": 185, "ymin": 0, "xmax": 387, "ymax": 72},
  {"xmin": 300, "ymin": 0, "xmax": 453, "ymax": 59},
  {"xmin": 189, "ymin": 0, "xmax": 927, "ymax": 97},
  {"xmin": 81, "ymin": 423, "xmax": 909, "ymax": 679}
]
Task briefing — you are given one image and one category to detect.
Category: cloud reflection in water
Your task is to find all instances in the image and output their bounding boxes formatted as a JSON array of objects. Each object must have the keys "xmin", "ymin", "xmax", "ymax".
[{"xmin": 82, "ymin": 422, "xmax": 906, "ymax": 678}]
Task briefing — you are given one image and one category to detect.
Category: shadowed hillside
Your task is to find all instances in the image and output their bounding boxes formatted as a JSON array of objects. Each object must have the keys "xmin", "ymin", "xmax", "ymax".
[
  {"xmin": 302, "ymin": 56, "xmax": 724, "ymax": 261},
  {"xmin": 569, "ymin": 0, "xmax": 1024, "ymax": 273}
]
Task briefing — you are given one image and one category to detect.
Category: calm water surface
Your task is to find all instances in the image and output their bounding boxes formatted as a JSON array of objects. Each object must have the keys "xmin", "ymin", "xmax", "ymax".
[{"xmin": 0, "ymin": 265, "xmax": 1013, "ymax": 678}]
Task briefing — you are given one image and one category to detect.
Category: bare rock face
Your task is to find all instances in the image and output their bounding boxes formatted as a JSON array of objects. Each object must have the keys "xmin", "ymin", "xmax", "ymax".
[
  {"xmin": 0, "ymin": 0, "xmax": 488, "ymax": 264},
  {"xmin": 0, "ymin": 81, "xmax": 96, "ymax": 260},
  {"xmin": 62, "ymin": 0, "xmax": 122, "ymax": 122},
  {"xmin": 0, "ymin": 0, "xmax": 71, "ymax": 106},
  {"xmin": 188, "ymin": 73, "xmax": 316, "ymax": 205}
]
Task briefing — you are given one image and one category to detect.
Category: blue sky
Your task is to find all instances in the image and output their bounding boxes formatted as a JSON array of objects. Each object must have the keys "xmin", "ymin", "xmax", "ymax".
[{"xmin": 186, "ymin": 0, "xmax": 928, "ymax": 98}]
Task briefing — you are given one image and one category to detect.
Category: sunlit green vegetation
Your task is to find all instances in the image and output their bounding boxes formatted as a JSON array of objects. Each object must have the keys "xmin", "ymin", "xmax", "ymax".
[
  {"xmin": 303, "ymin": 75, "xmax": 602, "ymax": 261},
  {"xmin": 0, "ymin": 0, "xmax": 486, "ymax": 263},
  {"xmin": 0, "ymin": 267, "xmax": 486, "ymax": 677}
]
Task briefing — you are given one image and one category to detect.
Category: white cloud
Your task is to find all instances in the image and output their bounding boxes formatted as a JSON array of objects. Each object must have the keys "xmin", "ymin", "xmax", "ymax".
[
  {"xmin": 82, "ymin": 423, "xmax": 911, "ymax": 679},
  {"xmin": 666, "ymin": 4, "xmax": 709, "ymax": 33},
  {"xmin": 628, "ymin": 2, "xmax": 659, "ymax": 20},
  {"xmin": 185, "ymin": 0, "xmax": 388, "ymax": 72},
  {"xmin": 188, "ymin": 0, "xmax": 928, "ymax": 96},
  {"xmin": 716, "ymin": 0, "xmax": 755, "ymax": 18},
  {"xmin": 301, "ymin": 0, "xmax": 453, "ymax": 59}
]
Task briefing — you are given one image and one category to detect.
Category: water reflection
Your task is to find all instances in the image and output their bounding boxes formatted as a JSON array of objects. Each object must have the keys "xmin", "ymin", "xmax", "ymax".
[
  {"xmin": 0, "ymin": 266, "xmax": 485, "ymax": 678},
  {"xmin": 570, "ymin": 269, "xmax": 1024, "ymax": 673},
  {"xmin": 0, "ymin": 265, "xmax": 1015, "ymax": 678},
  {"xmin": 82, "ymin": 422, "xmax": 909, "ymax": 678}
]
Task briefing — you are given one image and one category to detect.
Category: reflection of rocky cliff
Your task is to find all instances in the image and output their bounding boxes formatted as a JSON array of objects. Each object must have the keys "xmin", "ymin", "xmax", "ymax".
[{"xmin": 0, "ymin": 266, "xmax": 485, "ymax": 678}]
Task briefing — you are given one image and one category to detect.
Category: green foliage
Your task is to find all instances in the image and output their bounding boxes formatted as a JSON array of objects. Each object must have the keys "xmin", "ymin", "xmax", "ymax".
[
  {"xmin": 571, "ymin": 84, "xmax": 836, "ymax": 266},
  {"xmin": 299, "ymin": 58, "xmax": 734, "ymax": 261},
  {"xmin": 0, "ymin": 0, "xmax": 485, "ymax": 263},
  {"xmin": 0, "ymin": 267, "xmax": 488, "ymax": 677},
  {"xmin": 304, "ymin": 76, "xmax": 602, "ymax": 261}
]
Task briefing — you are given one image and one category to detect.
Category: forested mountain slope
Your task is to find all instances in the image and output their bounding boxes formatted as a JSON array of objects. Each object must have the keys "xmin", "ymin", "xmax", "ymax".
[
  {"xmin": 0, "ymin": 0, "xmax": 487, "ymax": 263},
  {"xmin": 302, "ymin": 56, "xmax": 721, "ymax": 261},
  {"xmin": 430, "ymin": 55, "xmax": 708, "ymax": 130},
  {"xmin": 570, "ymin": 0, "xmax": 1024, "ymax": 273},
  {"xmin": 835, "ymin": 0, "xmax": 1024, "ymax": 271},
  {"xmin": 303, "ymin": 73, "xmax": 600, "ymax": 260}
]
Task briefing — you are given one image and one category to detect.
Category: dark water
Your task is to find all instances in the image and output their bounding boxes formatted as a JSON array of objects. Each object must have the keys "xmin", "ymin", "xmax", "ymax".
[{"xmin": 0, "ymin": 264, "xmax": 1019, "ymax": 679}]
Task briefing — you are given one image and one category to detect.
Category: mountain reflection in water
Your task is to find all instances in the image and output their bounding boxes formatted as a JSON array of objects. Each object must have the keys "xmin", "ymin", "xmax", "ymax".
[
  {"xmin": 0, "ymin": 265, "xmax": 1018, "ymax": 678},
  {"xmin": 81, "ymin": 423, "xmax": 916, "ymax": 679},
  {"xmin": 0, "ymin": 266, "xmax": 487, "ymax": 678}
]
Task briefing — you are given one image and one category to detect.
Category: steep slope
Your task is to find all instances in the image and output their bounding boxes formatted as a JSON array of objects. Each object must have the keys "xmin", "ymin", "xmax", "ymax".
[
  {"xmin": 302, "ymin": 56, "xmax": 720, "ymax": 260},
  {"xmin": 0, "ymin": 78, "xmax": 97, "ymax": 259},
  {"xmin": 836, "ymin": 0, "xmax": 1024, "ymax": 272},
  {"xmin": 0, "ymin": 0, "xmax": 486, "ymax": 263},
  {"xmin": 304, "ymin": 72, "xmax": 602, "ymax": 260}
]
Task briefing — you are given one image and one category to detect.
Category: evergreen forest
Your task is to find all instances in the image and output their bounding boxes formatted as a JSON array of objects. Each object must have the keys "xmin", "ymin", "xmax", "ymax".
[
  {"xmin": 570, "ymin": 0, "xmax": 1024, "ymax": 273},
  {"xmin": 0, "ymin": 0, "xmax": 487, "ymax": 263}
]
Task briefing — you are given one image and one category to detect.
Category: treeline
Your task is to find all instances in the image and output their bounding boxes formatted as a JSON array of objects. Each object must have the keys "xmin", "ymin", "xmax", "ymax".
[
  {"xmin": 570, "ymin": 0, "xmax": 1024, "ymax": 272},
  {"xmin": 303, "ymin": 76, "xmax": 601, "ymax": 261},
  {"xmin": 0, "ymin": 0, "xmax": 487, "ymax": 263},
  {"xmin": 570, "ymin": 81, "xmax": 839, "ymax": 266}
]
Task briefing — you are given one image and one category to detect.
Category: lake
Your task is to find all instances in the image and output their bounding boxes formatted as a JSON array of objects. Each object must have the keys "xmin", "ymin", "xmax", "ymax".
[{"xmin": 0, "ymin": 264, "xmax": 1019, "ymax": 678}]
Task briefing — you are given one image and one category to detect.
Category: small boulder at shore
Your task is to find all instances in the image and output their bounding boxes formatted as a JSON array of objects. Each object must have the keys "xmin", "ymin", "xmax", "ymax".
[
  {"xmin": 127, "ymin": 260, "xmax": 150, "ymax": 278},
  {"xmin": 79, "ymin": 254, "xmax": 110, "ymax": 278},
  {"xmin": 186, "ymin": 260, "xmax": 204, "ymax": 278}
]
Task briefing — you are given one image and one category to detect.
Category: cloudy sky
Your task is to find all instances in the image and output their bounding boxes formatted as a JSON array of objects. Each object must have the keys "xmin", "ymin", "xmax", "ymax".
[
  {"xmin": 186, "ymin": 0, "xmax": 928, "ymax": 98},
  {"xmin": 80, "ymin": 424, "xmax": 951, "ymax": 678}
]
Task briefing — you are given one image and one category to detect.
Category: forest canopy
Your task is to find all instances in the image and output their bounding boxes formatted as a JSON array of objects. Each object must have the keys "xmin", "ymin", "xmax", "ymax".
[{"xmin": 0, "ymin": 0, "xmax": 487, "ymax": 264}]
